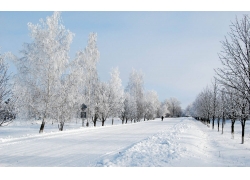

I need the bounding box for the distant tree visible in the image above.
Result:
[184,104,192,117]
[125,93,137,123]
[158,102,169,118]
[109,68,124,125]
[0,53,15,126]
[211,79,219,129]
[216,91,223,132]
[97,82,110,126]
[220,89,227,134]
[95,68,124,126]
[119,92,136,124]
[166,97,182,117]
[126,69,144,122]
[143,90,160,120]
[72,32,100,127]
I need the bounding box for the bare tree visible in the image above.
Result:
[0,53,15,126]
[225,88,239,139]
[215,15,250,143]
[211,79,219,129]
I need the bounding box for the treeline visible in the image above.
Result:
[0,12,182,132]
[187,14,250,144]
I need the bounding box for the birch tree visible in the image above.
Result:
[126,69,144,122]
[12,12,73,133]
[52,73,79,131]
[109,68,124,125]
[143,90,160,120]
[119,92,131,124]
[73,32,100,127]
[166,97,182,117]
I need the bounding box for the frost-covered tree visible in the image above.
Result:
[94,68,124,126]
[119,92,129,124]
[184,103,193,117]
[119,92,137,124]
[157,102,169,119]
[12,12,73,133]
[220,89,227,134]
[72,32,100,127]
[108,68,124,125]
[194,87,213,125]
[225,88,239,139]
[52,73,79,131]
[166,97,182,117]
[126,69,144,122]
[211,79,219,129]
[143,90,160,120]
[215,15,250,143]
[97,82,109,126]
[0,53,15,126]
[233,91,249,144]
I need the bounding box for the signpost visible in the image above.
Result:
[81,103,87,127]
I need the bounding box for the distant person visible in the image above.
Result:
[161,116,164,121]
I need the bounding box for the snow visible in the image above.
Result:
[1,117,250,170]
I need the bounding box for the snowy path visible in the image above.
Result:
[98,118,250,167]
[0,119,177,166]
[1,117,250,167]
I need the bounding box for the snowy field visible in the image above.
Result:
[1,117,250,178]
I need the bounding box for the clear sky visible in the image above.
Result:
[0,10,249,109]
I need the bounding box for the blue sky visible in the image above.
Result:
[0,11,249,109]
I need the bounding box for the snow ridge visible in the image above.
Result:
[98,120,188,167]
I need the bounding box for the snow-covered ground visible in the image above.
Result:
[1,117,250,168]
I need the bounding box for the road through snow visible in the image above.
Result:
[0,118,178,166]
[1,117,250,167]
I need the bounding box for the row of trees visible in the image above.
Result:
[188,14,250,144]
[0,12,183,132]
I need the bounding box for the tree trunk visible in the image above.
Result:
[94,120,96,127]
[231,120,235,139]
[241,119,246,144]
[222,112,225,134]
[39,119,45,133]
[222,121,224,134]
[102,120,105,126]
[125,118,128,124]
[112,118,114,125]
[212,116,215,129]
[217,119,220,132]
